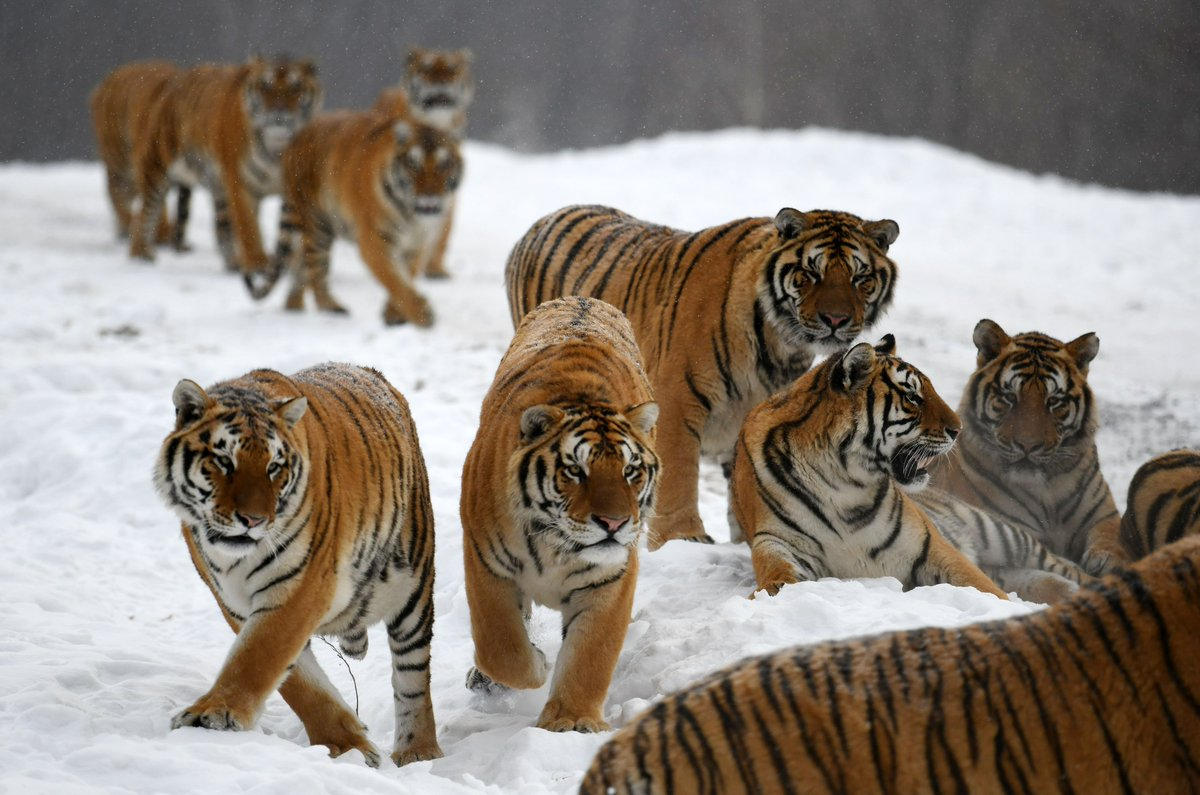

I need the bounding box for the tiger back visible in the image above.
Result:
[730,334,1007,599]
[505,205,900,549]
[1120,448,1200,560]
[153,362,440,767]
[248,107,462,327]
[928,318,1125,573]
[581,535,1200,795]
[460,297,659,732]
[129,55,321,274]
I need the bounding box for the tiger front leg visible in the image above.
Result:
[464,541,549,691]
[646,400,712,548]
[919,524,1008,599]
[278,643,381,766]
[384,569,443,766]
[423,193,456,279]
[749,534,814,597]
[215,163,270,276]
[128,164,170,262]
[1080,514,1129,575]
[291,226,345,314]
[359,230,433,327]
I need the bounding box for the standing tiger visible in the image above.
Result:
[372,47,474,280]
[928,319,1125,574]
[1120,448,1200,560]
[129,55,321,274]
[89,60,190,250]
[460,297,659,732]
[581,535,1200,794]
[506,206,899,548]
[153,363,441,766]
[246,106,462,327]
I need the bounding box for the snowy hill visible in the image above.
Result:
[1,128,1198,793]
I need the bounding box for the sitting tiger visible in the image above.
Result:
[246,107,462,327]
[153,362,440,766]
[581,535,1200,794]
[89,60,189,250]
[1120,448,1200,560]
[506,206,900,549]
[129,55,321,274]
[928,319,1125,574]
[460,297,659,732]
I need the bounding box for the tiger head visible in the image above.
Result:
[510,403,659,565]
[830,334,961,491]
[404,47,474,129]
[154,379,308,555]
[963,319,1100,475]
[763,209,899,355]
[244,55,322,157]
[387,120,464,217]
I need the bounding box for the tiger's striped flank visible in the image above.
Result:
[1121,449,1200,560]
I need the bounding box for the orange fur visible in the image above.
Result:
[1121,448,1200,560]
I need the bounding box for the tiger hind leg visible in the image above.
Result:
[384,586,442,765]
[170,184,192,252]
[103,166,135,240]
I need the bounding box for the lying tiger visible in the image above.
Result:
[1120,448,1200,560]
[582,534,1200,794]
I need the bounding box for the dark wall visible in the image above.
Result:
[3,0,1198,193]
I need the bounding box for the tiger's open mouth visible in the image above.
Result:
[420,93,458,109]
[890,444,935,487]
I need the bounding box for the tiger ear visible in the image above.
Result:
[973,319,1011,367]
[520,405,565,443]
[874,333,897,356]
[393,120,413,145]
[773,208,807,240]
[275,396,308,429]
[1065,332,1099,372]
[833,343,877,392]
[624,402,659,434]
[863,219,899,252]
[172,379,211,430]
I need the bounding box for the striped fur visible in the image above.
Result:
[460,297,659,732]
[929,319,1125,574]
[506,206,899,549]
[581,535,1200,794]
[247,107,461,327]
[129,56,321,274]
[730,335,1007,599]
[1121,449,1200,560]
[153,363,440,766]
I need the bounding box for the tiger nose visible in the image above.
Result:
[821,312,850,330]
[236,511,266,529]
[594,515,630,536]
[946,427,960,441]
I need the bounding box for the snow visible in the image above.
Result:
[2,127,1198,794]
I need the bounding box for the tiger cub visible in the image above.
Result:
[1120,449,1200,560]
[247,110,462,327]
[153,363,440,766]
[89,60,189,250]
[506,206,899,549]
[460,297,659,732]
[928,319,1125,574]
[730,334,1007,599]
[581,535,1200,794]
[372,47,474,280]
[129,55,321,274]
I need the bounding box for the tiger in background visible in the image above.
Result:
[153,362,440,766]
[928,319,1125,574]
[246,106,462,327]
[89,60,191,251]
[129,55,321,275]
[1120,448,1200,560]
[580,535,1200,794]
[460,297,659,732]
[372,47,474,279]
[506,206,900,549]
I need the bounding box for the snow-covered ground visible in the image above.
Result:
[2,128,1198,794]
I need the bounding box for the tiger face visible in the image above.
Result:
[154,379,308,554]
[764,208,899,355]
[512,403,659,565]
[404,47,473,129]
[836,334,961,491]
[387,121,463,217]
[245,56,322,157]
[965,319,1099,475]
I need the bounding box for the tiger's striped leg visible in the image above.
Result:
[384,574,442,765]
[171,184,192,252]
[647,405,712,548]
[277,643,381,766]
[295,226,346,314]
[103,166,135,240]
[749,535,810,597]
[463,540,549,691]
[423,192,455,279]
[916,524,1008,599]
[1081,515,1129,575]
[129,172,169,262]
[218,163,270,276]
[212,190,237,270]
[722,456,746,544]
[358,231,433,327]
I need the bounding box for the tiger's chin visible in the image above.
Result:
[201,523,270,554]
[577,538,634,567]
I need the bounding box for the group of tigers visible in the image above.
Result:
[90,48,472,328]
[132,47,1200,793]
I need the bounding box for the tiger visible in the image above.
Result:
[152,362,441,767]
[89,60,191,251]
[129,55,321,275]
[459,296,659,732]
[1120,448,1200,560]
[927,318,1126,574]
[372,47,474,280]
[245,108,462,327]
[506,205,900,549]
[580,534,1200,795]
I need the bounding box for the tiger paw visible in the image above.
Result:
[306,713,380,766]
[536,702,609,733]
[465,666,509,694]
[170,698,253,732]
[1081,545,1127,576]
[129,242,156,263]
[752,580,786,598]
[391,739,444,767]
[647,510,713,550]
[383,299,434,328]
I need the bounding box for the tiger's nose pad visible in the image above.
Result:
[594,515,630,536]
[946,427,960,441]
[236,511,266,530]
[820,312,850,330]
